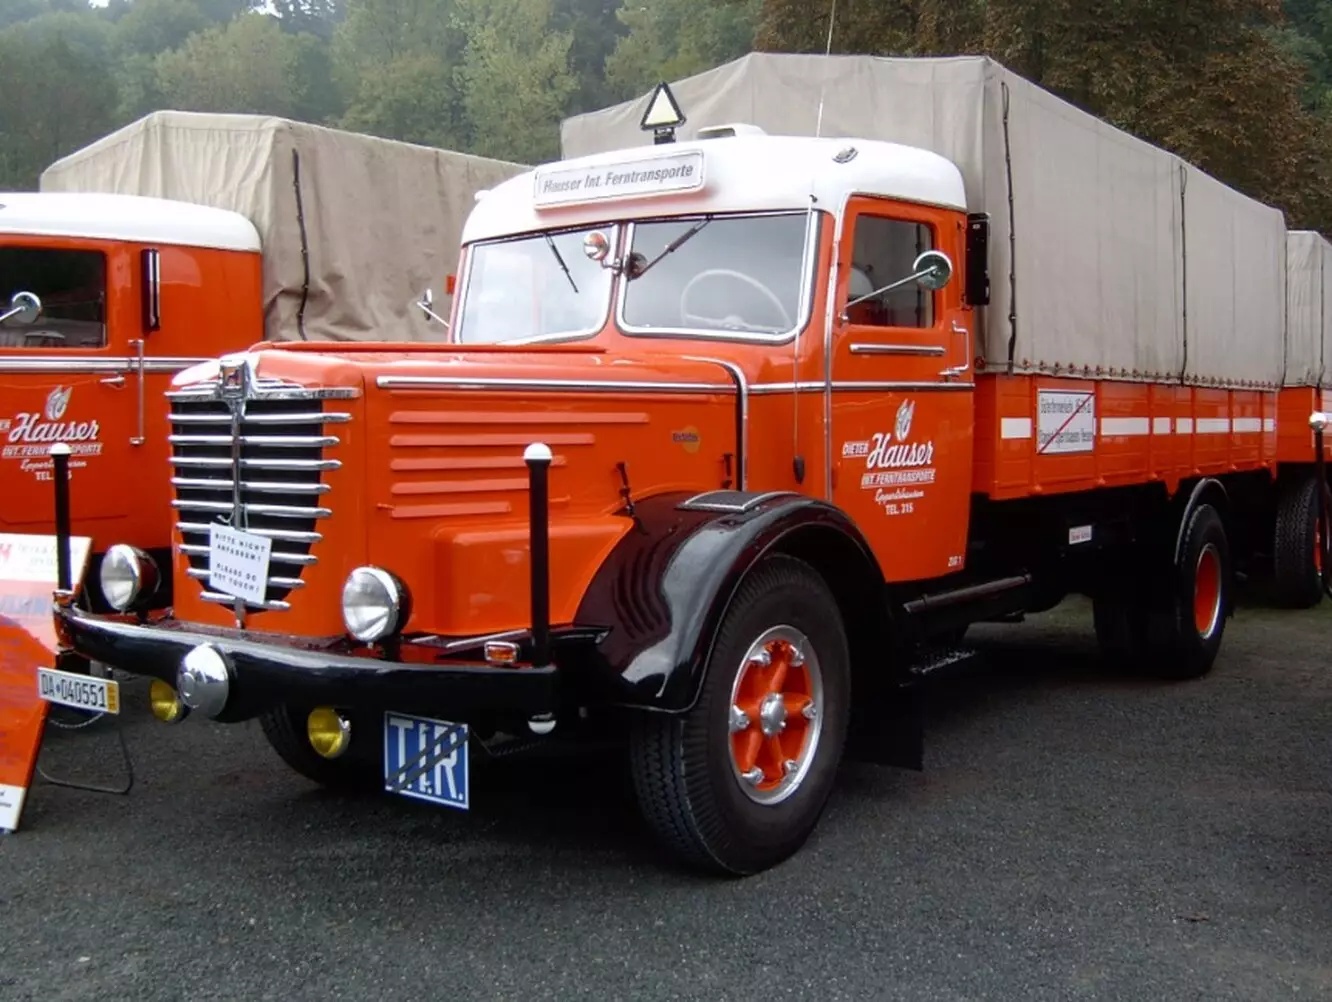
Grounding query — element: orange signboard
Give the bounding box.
[0,532,89,833]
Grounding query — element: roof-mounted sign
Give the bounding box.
[640,82,686,145]
[532,149,705,209]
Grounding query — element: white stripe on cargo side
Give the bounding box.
[1101,417,1150,437]
[1176,418,1194,434]
[1196,418,1231,434]
[1232,417,1262,434]
[1153,417,1172,435]
[1001,417,1033,440]
[1264,417,1277,433]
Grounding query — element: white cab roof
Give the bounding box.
[461,131,967,244]
[0,191,261,252]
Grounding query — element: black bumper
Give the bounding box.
[57,606,558,722]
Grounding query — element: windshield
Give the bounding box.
[453,227,613,345]
[621,213,810,339]
[0,246,106,349]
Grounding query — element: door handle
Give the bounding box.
[100,373,126,387]
[940,320,971,380]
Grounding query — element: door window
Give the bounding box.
[0,247,107,349]
[845,217,935,328]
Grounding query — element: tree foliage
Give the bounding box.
[1,0,1332,236]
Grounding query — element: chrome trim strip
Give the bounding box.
[682,355,749,488]
[175,521,321,544]
[199,590,291,612]
[376,375,735,394]
[749,380,974,395]
[171,499,331,519]
[178,543,316,566]
[188,567,305,589]
[0,355,207,375]
[168,433,340,447]
[171,476,330,495]
[169,411,351,425]
[169,456,342,471]
[167,384,360,401]
[849,343,946,356]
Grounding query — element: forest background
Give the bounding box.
[3,0,1332,234]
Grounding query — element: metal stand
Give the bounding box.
[34,444,135,796]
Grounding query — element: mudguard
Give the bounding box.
[572,488,888,713]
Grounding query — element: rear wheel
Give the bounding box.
[259,704,382,791]
[1272,475,1324,609]
[629,554,851,875]
[1093,502,1231,681]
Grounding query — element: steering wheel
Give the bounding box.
[680,268,793,333]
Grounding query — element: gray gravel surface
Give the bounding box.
[3,596,1330,1001]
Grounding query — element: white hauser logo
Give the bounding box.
[841,399,936,516]
[3,385,104,471]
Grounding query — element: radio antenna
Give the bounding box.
[814,0,838,138]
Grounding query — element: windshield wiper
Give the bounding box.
[544,234,579,294]
[629,217,712,280]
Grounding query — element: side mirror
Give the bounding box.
[0,290,42,326]
[416,287,449,329]
[913,250,954,291]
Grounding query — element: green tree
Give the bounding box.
[112,0,208,58]
[604,0,761,103]
[155,11,302,116]
[454,0,578,163]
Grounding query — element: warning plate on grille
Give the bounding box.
[208,524,272,605]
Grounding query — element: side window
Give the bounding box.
[0,247,107,349]
[845,217,935,329]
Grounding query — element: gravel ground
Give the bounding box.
[2,595,1330,1001]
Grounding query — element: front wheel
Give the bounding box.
[629,554,851,875]
[259,704,382,791]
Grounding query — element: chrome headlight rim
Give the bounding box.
[340,565,407,643]
[99,543,157,612]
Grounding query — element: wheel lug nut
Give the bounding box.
[789,646,805,667]
[802,702,817,720]
[741,767,764,785]
[782,759,798,775]
[729,705,750,733]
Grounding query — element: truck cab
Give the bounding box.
[1,192,263,612]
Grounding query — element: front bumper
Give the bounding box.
[56,604,558,723]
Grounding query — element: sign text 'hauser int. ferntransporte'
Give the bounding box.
[533,150,705,208]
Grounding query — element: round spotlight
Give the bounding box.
[149,678,188,723]
[99,544,159,612]
[307,707,351,760]
[340,566,407,643]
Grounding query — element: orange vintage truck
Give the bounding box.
[4,111,522,613]
[43,57,1332,874]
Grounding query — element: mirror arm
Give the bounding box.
[0,303,23,325]
[417,298,450,329]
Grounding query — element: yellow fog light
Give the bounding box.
[307,707,351,760]
[149,679,187,723]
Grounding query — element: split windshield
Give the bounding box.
[0,246,107,349]
[453,211,811,345]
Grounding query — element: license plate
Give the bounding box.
[36,666,120,714]
[383,711,469,810]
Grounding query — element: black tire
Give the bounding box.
[258,704,382,791]
[1093,503,1230,681]
[1272,475,1324,609]
[628,553,851,876]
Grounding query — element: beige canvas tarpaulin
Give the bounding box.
[560,53,1290,388]
[1285,230,1332,387]
[39,111,527,343]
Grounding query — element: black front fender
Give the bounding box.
[572,489,885,712]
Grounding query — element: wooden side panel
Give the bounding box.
[973,374,1279,500]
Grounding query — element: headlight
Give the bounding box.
[341,566,407,642]
[99,544,159,612]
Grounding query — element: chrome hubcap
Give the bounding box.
[726,625,823,806]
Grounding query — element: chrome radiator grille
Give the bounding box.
[168,380,352,611]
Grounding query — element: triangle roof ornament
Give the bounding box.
[640,82,686,144]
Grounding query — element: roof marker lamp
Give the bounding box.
[341,566,409,643]
[99,543,160,612]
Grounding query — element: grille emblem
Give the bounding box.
[217,355,254,403]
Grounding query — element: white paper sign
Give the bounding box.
[532,150,705,208]
[1037,390,1096,454]
[207,524,272,605]
[0,533,92,585]
[0,782,26,833]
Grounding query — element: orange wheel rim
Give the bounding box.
[1193,543,1222,639]
[727,625,823,806]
